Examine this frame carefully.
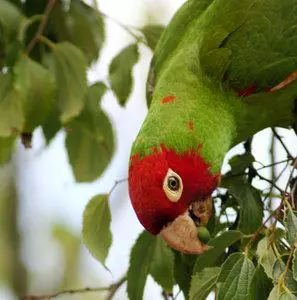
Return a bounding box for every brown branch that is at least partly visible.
[26,0,57,54]
[22,276,127,300]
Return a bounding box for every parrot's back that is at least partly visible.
[148,0,297,106]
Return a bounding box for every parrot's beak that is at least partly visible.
[159,197,212,255]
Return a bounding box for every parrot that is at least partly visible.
[128,0,297,254]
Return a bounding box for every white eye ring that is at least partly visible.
[163,169,183,203]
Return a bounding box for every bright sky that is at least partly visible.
[2,0,296,299]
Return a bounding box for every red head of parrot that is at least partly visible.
[128,144,220,254]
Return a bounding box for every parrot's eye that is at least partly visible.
[163,169,183,202]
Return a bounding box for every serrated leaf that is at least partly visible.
[109,44,139,106]
[51,42,87,123]
[217,253,255,300]
[127,231,175,300]
[0,72,24,137]
[229,153,255,175]
[141,25,165,50]
[66,82,114,182]
[189,267,220,300]
[194,230,243,273]
[0,135,16,165]
[257,237,277,280]
[285,209,297,246]
[82,194,112,267]
[14,56,55,132]
[248,265,273,300]
[0,0,22,37]
[223,178,263,234]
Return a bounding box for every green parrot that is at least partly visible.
[128,0,297,254]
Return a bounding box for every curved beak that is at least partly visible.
[159,197,212,255]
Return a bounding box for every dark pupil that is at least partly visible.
[167,176,180,191]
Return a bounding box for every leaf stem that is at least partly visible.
[26,0,57,54]
[271,128,294,160]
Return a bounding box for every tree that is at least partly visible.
[0,0,297,299]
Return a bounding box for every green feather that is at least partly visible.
[133,0,297,173]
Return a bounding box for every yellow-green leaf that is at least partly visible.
[82,194,112,267]
[51,42,87,123]
[0,135,17,165]
[0,73,24,137]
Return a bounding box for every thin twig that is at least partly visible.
[256,171,284,194]
[26,0,57,54]
[22,287,109,300]
[22,276,127,300]
[109,178,128,195]
[272,128,294,160]
[98,11,149,46]
[105,276,127,300]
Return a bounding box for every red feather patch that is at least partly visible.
[129,145,219,235]
[160,95,176,104]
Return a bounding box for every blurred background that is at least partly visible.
[0,0,296,299]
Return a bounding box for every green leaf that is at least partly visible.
[42,105,61,145]
[149,237,175,291]
[109,44,139,106]
[228,153,255,175]
[285,208,297,246]
[66,82,114,182]
[174,252,195,299]
[51,0,105,64]
[14,56,55,132]
[189,267,220,300]
[223,178,263,234]
[0,0,22,37]
[248,265,273,300]
[127,231,175,300]
[82,194,112,267]
[194,230,243,273]
[51,42,87,123]
[0,135,16,165]
[140,25,165,50]
[256,237,277,280]
[217,253,255,300]
[0,72,24,137]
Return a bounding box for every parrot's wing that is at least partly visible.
[148,0,297,101]
[146,0,213,107]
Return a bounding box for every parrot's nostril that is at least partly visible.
[188,209,200,226]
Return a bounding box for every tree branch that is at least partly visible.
[26,0,57,54]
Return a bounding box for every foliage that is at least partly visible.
[1,0,297,300]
